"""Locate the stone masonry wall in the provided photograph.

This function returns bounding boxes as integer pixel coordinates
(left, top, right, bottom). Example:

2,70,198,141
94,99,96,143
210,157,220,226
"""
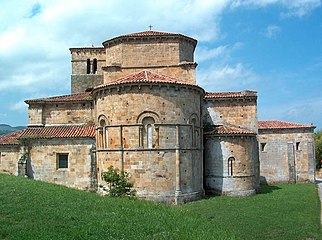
204,136,259,196
70,48,105,93
203,98,258,132
71,75,104,94
103,40,196,84
70,48,105,75
28,102,94,126
0,146,20,175
103,66,196,85
258,128,315,183
94,84,203,203
28,138,96,190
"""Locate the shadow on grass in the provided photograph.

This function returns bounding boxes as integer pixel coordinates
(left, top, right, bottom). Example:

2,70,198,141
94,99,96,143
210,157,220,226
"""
257,184,282,195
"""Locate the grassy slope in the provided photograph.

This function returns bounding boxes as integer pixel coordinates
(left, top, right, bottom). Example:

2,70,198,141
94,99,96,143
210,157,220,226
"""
183,184,322,240
0,174,321,240
0,174,233,240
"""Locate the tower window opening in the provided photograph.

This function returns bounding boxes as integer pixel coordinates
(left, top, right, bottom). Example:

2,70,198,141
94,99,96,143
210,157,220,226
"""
228,157,235,176
93,58,97,74
296,142,300,151
86,59,91,74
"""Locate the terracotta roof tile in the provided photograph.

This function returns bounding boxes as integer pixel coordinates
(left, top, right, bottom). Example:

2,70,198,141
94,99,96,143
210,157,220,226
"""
25,92,92,104
0,126,96,145
258,120,315,130
204,125,256,136
205,90,257,99
20,125,96,139
103,30,197,47
94,70,204,91
121,30,179,37
0,130,24,145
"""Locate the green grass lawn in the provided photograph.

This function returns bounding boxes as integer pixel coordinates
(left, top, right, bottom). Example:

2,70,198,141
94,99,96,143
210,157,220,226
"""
0,174,321,240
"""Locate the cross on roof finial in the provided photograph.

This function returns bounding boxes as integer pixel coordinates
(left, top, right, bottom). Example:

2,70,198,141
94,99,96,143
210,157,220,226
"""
148,25,153,30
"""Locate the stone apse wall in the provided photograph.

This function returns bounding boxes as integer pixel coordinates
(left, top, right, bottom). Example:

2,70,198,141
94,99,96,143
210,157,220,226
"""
204,135,259,196
93,83,204,204
258,128,315,183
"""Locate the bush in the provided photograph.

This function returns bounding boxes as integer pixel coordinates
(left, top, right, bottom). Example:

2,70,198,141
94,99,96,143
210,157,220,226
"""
314,130,322,169
101,166,136,198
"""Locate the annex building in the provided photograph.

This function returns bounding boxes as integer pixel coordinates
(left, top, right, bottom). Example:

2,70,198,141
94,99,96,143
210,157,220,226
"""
0,31,316,204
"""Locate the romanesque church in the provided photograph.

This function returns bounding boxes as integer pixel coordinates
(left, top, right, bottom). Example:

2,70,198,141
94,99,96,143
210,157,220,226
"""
0,31,316,204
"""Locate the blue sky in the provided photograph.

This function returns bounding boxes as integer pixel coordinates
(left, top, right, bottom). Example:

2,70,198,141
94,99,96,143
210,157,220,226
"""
0,0,321,130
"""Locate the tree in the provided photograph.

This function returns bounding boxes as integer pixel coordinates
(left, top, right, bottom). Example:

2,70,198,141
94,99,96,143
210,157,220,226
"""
314,130,322,169
101,166,136,198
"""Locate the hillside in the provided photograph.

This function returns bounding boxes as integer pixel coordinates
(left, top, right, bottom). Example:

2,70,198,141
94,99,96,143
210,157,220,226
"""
0,174,321,240
0,124,26,135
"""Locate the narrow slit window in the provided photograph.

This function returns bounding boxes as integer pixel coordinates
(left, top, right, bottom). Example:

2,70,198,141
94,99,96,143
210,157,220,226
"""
296,142,300,151
99,119,106,148
86,59,91,74
261,143,266,152
105,127,108,148
93,58,97,74
228,157,235,176
142,117,155,149
147,124,152,149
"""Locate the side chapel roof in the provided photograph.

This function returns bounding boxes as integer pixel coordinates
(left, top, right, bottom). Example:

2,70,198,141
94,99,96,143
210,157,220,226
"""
25,92,92,104
0,125,96,145
204,125,256,136
258,120,315,130
204,90,257,100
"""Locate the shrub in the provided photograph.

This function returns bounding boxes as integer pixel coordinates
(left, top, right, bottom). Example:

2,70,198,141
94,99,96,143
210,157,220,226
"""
101,166,136,198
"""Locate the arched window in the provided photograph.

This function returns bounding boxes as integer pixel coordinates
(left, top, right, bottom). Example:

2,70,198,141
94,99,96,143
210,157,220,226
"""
228,157,235,176
147,124,152,149
191,118,197,147
86,59,91,74
142,117,155,149
93,58,97,74
99,119,107,148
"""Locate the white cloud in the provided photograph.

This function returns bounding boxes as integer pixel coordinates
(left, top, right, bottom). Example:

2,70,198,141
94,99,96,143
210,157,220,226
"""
259,97,322,128
0,0,233,97
196,42,243,62
230,0,321,17
198,63,259,91
263,25,281,38
9,100,28,112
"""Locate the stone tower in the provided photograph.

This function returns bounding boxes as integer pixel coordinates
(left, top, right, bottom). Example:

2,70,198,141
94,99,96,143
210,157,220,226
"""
91,31,204,203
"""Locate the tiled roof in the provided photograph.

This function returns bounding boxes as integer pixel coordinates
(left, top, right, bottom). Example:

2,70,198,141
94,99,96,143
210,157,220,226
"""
0,125,96,145
20,125,96,139
0,130,24,145
258,120,315,130
205,90,257,99
204,125,256,135
70,46,104,50
94,70,204,91
121,30,179,37
103,30,197,46
25,92,92,104
204,125,256,136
